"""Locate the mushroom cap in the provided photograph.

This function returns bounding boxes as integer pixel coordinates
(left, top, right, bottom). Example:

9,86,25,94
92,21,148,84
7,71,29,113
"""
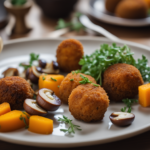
23,99,47,116
109,112,135,126
36,88,61,111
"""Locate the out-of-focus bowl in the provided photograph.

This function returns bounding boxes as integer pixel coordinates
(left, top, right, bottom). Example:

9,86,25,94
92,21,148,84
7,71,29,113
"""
0,0,8,29
35,0,78,18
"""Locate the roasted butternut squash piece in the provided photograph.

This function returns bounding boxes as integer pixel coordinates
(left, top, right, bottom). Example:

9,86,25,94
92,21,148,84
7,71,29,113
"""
28,115,53,134
0,102,11,116
139,83,150,107
0,110,30,132
39,74,64,97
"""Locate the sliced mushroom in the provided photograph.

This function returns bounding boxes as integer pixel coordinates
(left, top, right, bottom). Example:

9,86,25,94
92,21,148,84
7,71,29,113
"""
28,66,42,84
25,68,30,79
52,61,59,70
39,59,47,68
42,61,59,74
109,112,135,127
36,88,61,111
23,99,47,116
2,68,19,77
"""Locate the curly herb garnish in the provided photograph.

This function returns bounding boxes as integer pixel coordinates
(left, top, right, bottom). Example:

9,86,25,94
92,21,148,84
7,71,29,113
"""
70,79,74,81
121,98,138,113
58,115,81,134
79,43,150,85
51,77,57,81
135,55,150,83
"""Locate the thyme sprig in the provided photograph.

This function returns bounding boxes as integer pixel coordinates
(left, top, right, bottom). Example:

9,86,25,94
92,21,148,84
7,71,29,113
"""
58,115,81,134
121,98,138,113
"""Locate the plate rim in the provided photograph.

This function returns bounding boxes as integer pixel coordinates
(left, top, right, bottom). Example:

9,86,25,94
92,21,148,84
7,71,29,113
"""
3,36,150,51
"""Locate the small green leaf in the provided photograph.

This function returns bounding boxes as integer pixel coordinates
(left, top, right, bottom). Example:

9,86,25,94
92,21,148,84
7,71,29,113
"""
70,79,74,81
51,77,57,81
58,116,82,135
11,0,27,6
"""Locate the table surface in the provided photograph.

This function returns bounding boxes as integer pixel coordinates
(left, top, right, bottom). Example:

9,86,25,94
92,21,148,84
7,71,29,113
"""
0,0,150,150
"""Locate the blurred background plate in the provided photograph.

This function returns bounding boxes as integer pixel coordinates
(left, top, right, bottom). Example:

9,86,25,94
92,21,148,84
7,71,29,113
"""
88,0,150,27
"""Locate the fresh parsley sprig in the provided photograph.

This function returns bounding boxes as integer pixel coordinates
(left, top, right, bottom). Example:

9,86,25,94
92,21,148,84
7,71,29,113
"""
121,98,138,113
29,53,39,65
79,74,92,84
55,12,85,32
19,53,39,70
79,74,99,87
79,43,150,85
58,115,81,134
135,55,150,82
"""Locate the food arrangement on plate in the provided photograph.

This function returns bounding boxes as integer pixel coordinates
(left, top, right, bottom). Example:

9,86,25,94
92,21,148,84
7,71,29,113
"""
0,38,150,136
105,0,150,19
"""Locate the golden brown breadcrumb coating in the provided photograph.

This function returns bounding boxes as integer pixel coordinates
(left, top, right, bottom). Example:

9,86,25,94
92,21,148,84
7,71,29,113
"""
0,76,34,110
69,84,109,122
102,63,144,102
105,0,122,13
59,72,96,104
115,0,148,19
56,39,84,72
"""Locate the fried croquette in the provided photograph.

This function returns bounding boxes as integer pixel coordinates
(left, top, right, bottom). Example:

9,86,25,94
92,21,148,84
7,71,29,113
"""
0,76,34,110
69,84,109,122
59,72,96,104
102,63,144,102
105,0,122,13
56,39,84,72
115,0,148,19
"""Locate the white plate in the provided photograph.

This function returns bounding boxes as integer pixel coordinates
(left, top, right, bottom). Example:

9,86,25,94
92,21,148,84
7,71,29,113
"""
88,0,150,27
0,37,150,148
